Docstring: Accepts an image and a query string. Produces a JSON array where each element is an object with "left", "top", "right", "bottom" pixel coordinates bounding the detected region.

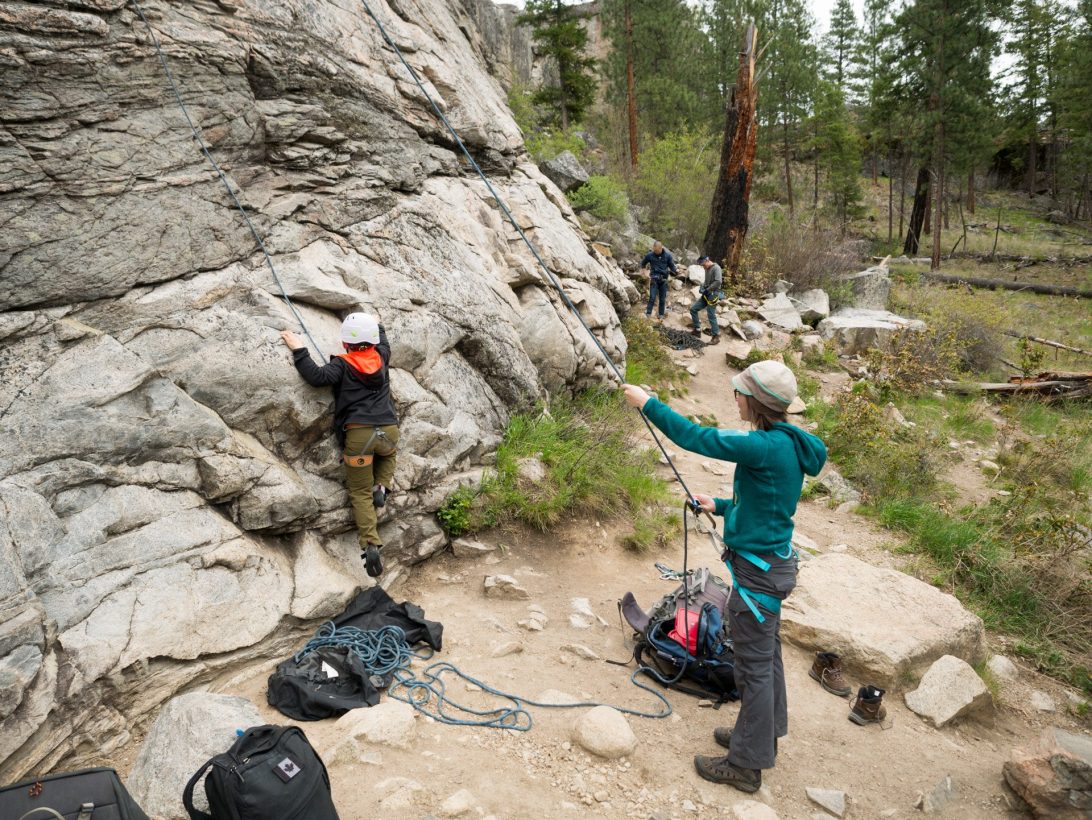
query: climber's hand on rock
[
  {"left": 280, "top": 330, "right": 305, "bottom": 350},
  {"left": 621, "top": 383, "right": 650, "bottom": 409}
]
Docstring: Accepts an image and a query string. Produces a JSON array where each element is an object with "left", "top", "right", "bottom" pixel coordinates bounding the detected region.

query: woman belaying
[
  {"left": 622, "top": 360, "right": 827, "bottom": 794},
  {"left": 282, "top": 313, "right": 399, "bottom": 578}
]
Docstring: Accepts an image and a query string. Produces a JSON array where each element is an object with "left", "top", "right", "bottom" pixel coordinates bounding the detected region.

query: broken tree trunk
[
  {"left": 624, "top": 0, "right": 638, "bottom": 171},
  {"left": 1002, "top": 332, "right": 1092, "bottom": 356},
  {"left": 703, "top": 22, "right": 758, "bottom": 277},
  {"left": 903, "top": 166, "right": 930, "bottom": 255}
]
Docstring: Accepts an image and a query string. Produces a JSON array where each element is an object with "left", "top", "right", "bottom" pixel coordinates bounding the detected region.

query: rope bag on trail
[{"left": 619, "top": 567, "right": 739, "bottom": 704}]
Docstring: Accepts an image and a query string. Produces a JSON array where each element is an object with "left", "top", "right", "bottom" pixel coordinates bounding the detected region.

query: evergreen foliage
[{"left": 517, "top": 0, "right": 598, "bottom": 130}]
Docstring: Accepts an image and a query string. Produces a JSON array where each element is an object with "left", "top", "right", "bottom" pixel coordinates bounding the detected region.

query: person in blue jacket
[
  {"left": 622, "top": 360, "right": 827, "bottom": 794},
  {"left": 640, "top": 240, "right": 679, "bottom": 321}
]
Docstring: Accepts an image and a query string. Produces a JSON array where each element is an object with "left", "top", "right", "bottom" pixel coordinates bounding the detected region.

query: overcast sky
[{"left": 808, "top": 0, "right": 863, "bottom": 36}]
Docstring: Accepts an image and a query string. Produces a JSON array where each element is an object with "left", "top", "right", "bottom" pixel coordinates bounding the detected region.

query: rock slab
[
  {"left": 904, "top": 655, "right": 992, "bottom": 727},
  {"left": 484, "top": 575, "right": 530, "bottom": 600},
  {"left": 572, "top": 705, "right": 637, "bottom": 759},
  {"left": 782, "top": 554, "right": 986, "bottom": 687},
  {"left": 541, "top": 150, "right": 589, "bottom": 193},
  {"left": 758, "top": 293, "right": 805, "bottom": 331},
  {"left": 817, "top": 309, "right": 926, "bottom": 355},
  {"left": 127, "top": 693, "right": 262, "bottom": 820},
  {"left": 334, "top": 698, "right": 418, "bottom": 748},
  {"left": 1003, "top": 727, "right": 1092, "bottom": 819},
  {"left": 805, "top": 787, "right": 846, "bottom": 817}
]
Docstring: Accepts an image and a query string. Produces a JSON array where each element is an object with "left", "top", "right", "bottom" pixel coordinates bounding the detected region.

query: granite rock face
[{"left": 0, "top": 0, "right": 636, "bottom": 779}]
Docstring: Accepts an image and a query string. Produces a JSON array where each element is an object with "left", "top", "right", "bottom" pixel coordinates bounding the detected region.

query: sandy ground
[{"left": 193, "top": 316, "right": 1088, "bottom": 819}]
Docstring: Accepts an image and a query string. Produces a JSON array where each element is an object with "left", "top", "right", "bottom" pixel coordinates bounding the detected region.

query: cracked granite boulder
[{"left": 0, "top": 0, "right": 637, "bottom": 778}]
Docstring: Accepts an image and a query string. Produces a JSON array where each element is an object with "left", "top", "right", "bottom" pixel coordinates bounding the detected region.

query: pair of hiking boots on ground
[
  {"left": 811, "top": 651, "right": 887, "bottom": 725},
  {"left": 689, "top": 328, "right": 720, "bottom": 345},
  {"left": 361, "top": 485, "right": 389, "bottom": 578}
]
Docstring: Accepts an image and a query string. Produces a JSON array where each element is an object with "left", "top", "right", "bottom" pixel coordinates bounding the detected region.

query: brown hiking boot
[
  {"left": 849, "top": 685, "right": 887, "bottom": 725},
  {"left": 707, "top": 334, "right": 721, "bottom": 345},
  {"left": 713, "top": 728, "right": 777, "bottom": 754},
  {"left": 809, "top": 651, "right": 852, "bottom": 697},
  {"left": 694, "top": 754, "right": 761, "bottom": 793},
  {"left": 690, "top": 328, "right": 702, "bottom": 337}
]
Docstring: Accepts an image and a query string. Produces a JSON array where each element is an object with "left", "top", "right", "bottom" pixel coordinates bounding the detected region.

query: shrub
[
  {"left": 568, "top": 175, "right": 630, "bottom": 222},
  {"left": 621, "top": 316, "right": 688, "bottom": 389},
  {"left": 508, "top": 84, "right": 586, "bottom": 162},
  {"left": 630, "top": 129, "right": 719, "bottom": 250},
  {"left": 737, "top": 209, "right": 862, "bottom": 296},
  {"left": 436, "top": 390, "right": 676, "bottom": 550}
]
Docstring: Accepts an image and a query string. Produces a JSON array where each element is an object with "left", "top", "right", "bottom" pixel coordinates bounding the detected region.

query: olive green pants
[{"left": 343, "top": 424, "right": 399, "bottom": 547}]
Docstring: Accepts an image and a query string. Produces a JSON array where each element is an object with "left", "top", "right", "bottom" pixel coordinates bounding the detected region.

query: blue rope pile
[{"left": 295, "top": 621, "right": 672, "bottom": 731}]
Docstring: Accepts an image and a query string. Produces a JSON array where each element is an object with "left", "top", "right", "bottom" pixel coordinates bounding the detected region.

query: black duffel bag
[
  {"left": 183, "top": 724, "right": 339, "bottom": 820},
  {"left": 0, "top": 766, "right": 149, "bottom": 820},
  {"left": 267, "top": 645, "right": 380, "bottom": 721}
]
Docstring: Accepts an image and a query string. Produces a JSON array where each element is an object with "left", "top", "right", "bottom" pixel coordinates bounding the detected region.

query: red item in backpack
[{"left": 668, "top": 608, "right": 700, "bottom": 654}]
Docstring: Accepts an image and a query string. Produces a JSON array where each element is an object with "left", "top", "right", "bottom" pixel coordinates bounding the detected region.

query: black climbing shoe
[
  {"left": 713, "top": 728, "right": 777, "bottom": 754},
  {"left": 693, "top": 755, "right": 761, "bottom": 793},
  {"left": 372, "top": 485, "right": 387, "bottom": 508},
  {"left": 363, "top": 544, "right": 383, "bottom": 578}
]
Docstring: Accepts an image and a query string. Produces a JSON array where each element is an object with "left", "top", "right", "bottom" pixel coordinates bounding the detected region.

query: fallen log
[
  {"left": 943, "top": 371, "right": 1091, "bottom": 400},
  {"left": 1002, "top": 333, "right": 1092, "bottom": 358},
  {"left": 922, "top": 271, "right": 1092, "bottom": 298}
]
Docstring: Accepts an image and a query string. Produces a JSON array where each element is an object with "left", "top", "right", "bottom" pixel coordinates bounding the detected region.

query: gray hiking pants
[{"left": 725, "top": 589, "right": 788, "bottom": 771}]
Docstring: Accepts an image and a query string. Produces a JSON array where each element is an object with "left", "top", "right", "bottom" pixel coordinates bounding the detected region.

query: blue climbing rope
[{"left": 295, "top": 622, "right": 672, "bottom": 731}]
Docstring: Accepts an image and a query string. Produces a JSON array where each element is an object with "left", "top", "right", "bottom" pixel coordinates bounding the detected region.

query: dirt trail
[{"left": 201, "top": 319, "right": 1084, "bottom": 819}]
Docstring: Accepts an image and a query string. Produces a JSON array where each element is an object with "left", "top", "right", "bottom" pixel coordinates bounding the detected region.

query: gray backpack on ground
[{"left": 0, "top": 767, "right": 149, "bottom": 820}]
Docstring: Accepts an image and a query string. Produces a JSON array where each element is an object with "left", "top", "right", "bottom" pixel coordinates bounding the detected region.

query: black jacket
[{"left": 292, "top": 326, "right": 398, "bottom": 443}]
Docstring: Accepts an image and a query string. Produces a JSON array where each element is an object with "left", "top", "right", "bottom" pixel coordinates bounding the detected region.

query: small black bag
[
  {"left": 267, "top": 645, "right": 380, "bottom": 721},
  {"left": 182, "top": 725, "right": 339, "bottom": 820},
  {"left": 0, "top": 766, "right": 149, "bottom": 820}
]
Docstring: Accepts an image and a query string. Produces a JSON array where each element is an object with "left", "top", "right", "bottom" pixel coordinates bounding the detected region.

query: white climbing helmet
[{"left": 340, "top": 312, "right": 380, "bottom": 345}]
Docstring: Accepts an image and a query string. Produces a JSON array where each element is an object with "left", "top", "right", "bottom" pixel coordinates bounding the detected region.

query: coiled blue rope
[{"left": 296, "top": 622, "right": 671, "bottom": 731}]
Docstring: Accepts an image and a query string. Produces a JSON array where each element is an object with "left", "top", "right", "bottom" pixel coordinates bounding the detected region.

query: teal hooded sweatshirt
[{"left": 642, "top": 397, "right": 827, "bottom": 555}]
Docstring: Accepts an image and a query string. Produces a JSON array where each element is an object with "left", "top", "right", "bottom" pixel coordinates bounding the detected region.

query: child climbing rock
[
  {"left": 282, "top": 313, "right": 399, "bottom": 578},
  {"left": 622, "top": 360, "right": 827, "bottom": 794}
]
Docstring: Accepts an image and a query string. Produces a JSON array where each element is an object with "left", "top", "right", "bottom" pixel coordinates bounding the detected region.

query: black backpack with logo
[
  {"left": 619, "top": 567, "right": 739, "bottom": 703},
  {"left": 183, "top": 725, "right": 339, "bottom": 820}
]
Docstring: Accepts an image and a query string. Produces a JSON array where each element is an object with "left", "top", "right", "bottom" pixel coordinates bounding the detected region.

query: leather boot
[
  {"left": 809, "top": 651, "right": 852, "bottom": 697},
  {"left": 693, "top": 754, "right": 761, "bottom": 793},
  {"left": 713, "top": 728, "right": 777, "bottom": 754},
  {"left": 849, "top": 685, "right": 887, "bottom": 725}
]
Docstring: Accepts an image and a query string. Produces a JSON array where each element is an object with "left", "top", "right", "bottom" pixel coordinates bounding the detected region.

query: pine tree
[
  {"left": 601, "top": 0, "right": 718, "bottom": 164},
  {"left": 824, "top": 0, "right": 860, "bottom": 95},
  {"left": 813, "top": 80, "right": 864, "bottom": 232},
  {"left": 893, "top": 0, "right": 997, "bottom": 268},
  {"left": 1055, "top": 0, "right": 1092, "bottom": 218},
  {"left": 518, "top": 0, "right": 597, "bottom": 131},
  {"left": 761, "top": 0, "right": 819, "bottom": 214}
]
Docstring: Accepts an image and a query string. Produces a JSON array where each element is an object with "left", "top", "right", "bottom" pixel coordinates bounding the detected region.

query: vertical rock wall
[{"left": 0, "top": 0, "right": 636, "bottom": 777}]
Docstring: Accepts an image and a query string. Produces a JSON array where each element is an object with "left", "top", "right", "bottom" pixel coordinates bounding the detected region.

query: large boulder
[
  {"left": 758, "top": 293, "right": 805, "bottom": 331},
  {"left": 541, "top": 150, "right": 590, "bottom": 193},
  {"left": 790, "top": 289, "right": 831, "bottom": 326},
  {"left": 0, "top": 0, "right": 637, "bottom": 780},
  {"left": 817, "top": 309, "right": 926, "bottom": 355},
  {"left": 127, "top": 693, "right": 263, "bottom": 820},
  {"left": 839, "top": 265, "right": 892, "bottom": 310},
  {"left": 904, "top": 655, "right": 992, "bottom": 727},
  {"left": 782, "top": 554, "right": 986, "bottom": 687},
  {"left": 1003, "top": 728, "right": 1092, "bottom": 819}
]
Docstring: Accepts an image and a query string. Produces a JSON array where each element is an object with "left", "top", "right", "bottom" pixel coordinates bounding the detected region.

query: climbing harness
[
  {"left": 294, "top": 621, "right": 672, "bottom": 731},
  {"left": 128, "top": 0, "right": 325, "bottom": 362}
]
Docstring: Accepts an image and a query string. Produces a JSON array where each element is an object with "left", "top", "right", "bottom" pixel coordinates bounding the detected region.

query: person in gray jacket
[{"left": 690, "top": 255, "right": 723, "bottom": 345}]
